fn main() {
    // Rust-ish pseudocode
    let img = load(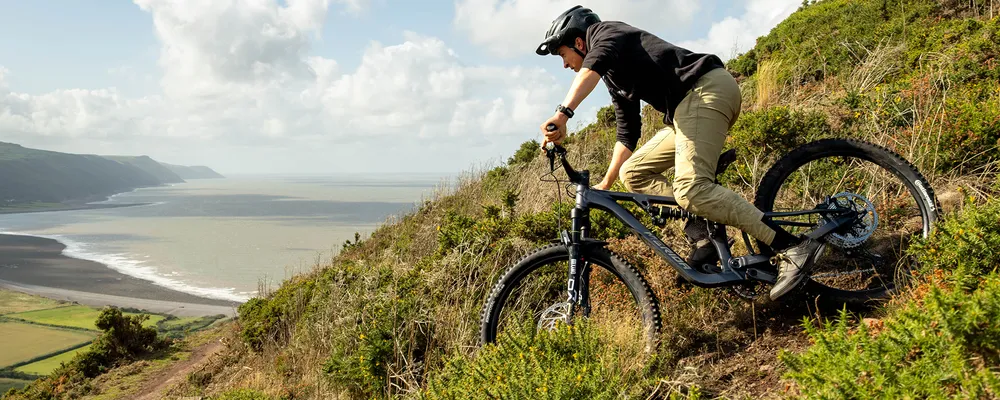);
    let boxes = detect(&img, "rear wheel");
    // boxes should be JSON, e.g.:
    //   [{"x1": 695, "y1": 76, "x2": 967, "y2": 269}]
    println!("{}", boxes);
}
[
  {"x1": 480, "y1": 244, "x2": 662, "y2": 355},
  {"x1": 754, "y1": 139, "x2": 939, "y2": 305}
]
